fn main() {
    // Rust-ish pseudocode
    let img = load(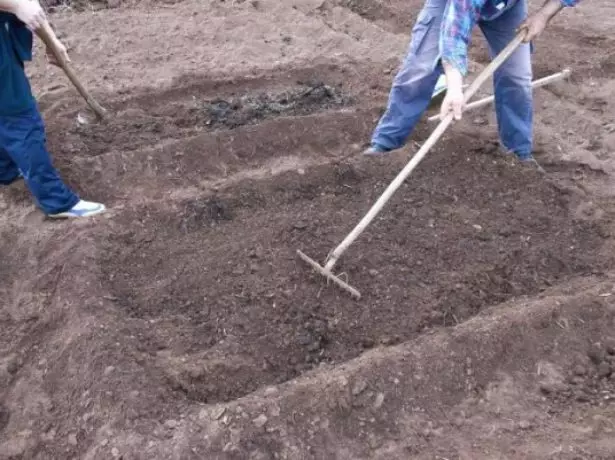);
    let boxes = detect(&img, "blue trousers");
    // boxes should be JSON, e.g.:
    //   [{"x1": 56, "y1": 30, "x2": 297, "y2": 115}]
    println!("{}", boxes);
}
[
  {"x1": 0, "y1": 106, "x2": 79, "y2": 214},
  {"x1": 372, "y1": 0, "x2": 533, "y2": 159}
]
